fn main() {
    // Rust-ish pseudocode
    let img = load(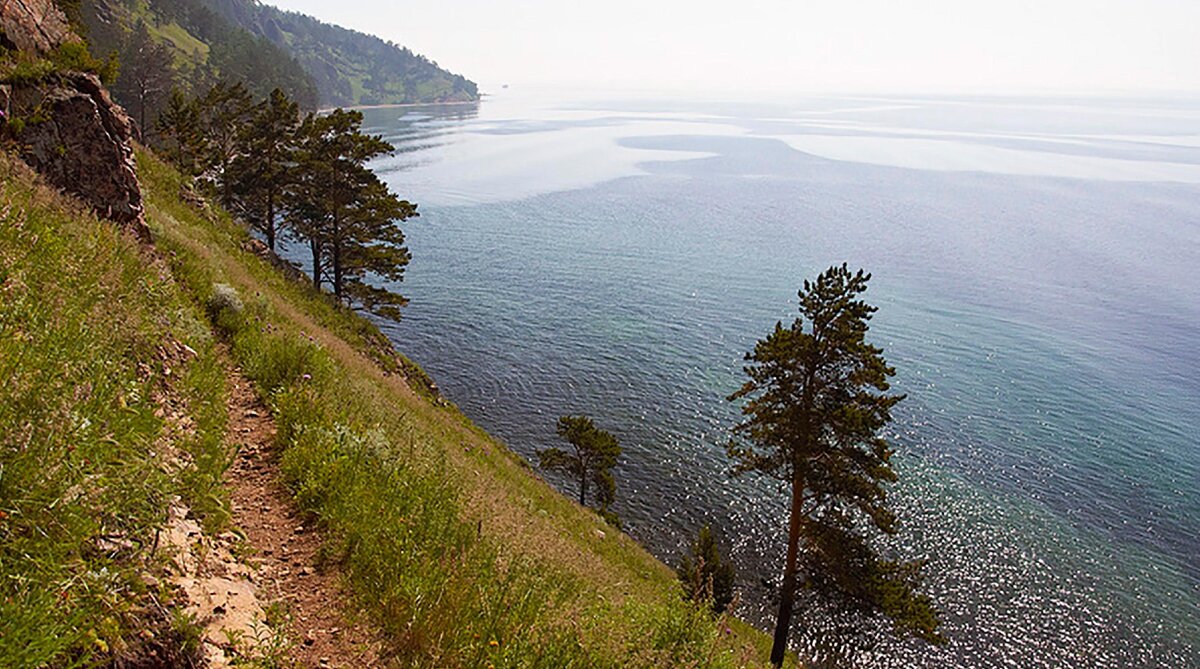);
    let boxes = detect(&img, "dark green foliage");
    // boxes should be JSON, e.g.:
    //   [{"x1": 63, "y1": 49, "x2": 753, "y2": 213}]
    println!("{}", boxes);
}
[
  {"x1": 192, "y1": 81, "x2": 254, "y2": 202},
  {"x1": 108, "y1": 20, "x2": 174, "y2": 135},
  {"x1": 0, "y1": 42, "x2": 114, "y2": 88},
  {"x1": 728, "y1": 264, "x2": 942, "y2": 665},
  {"x1": 153, "y1": 87, "x2": 417, "y2": 322},
  {"x1": 677, "y1": 526, "x2": 736, "y2": 614},
  {"x1": 227, "y1": 88, "x2": 300, "y2": 251},
  {"x1": 81, "y1": 0, "x2": 319, "y2": 113},
  {"x1": 537, "y1": 416, "x2": 622, "y2": 511},
  {"x1": 50, "y1": 41, "x2": 119, "y2": 83},
  {"x1": 155, "y1": 89, "x2": 203, "y2": 175},
  {"x1": 204, "y1": 0, "x2": 477, "y2": 106},
  {"x1": 289, "y1": 109, "x2": 417, "y2": 321}
]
